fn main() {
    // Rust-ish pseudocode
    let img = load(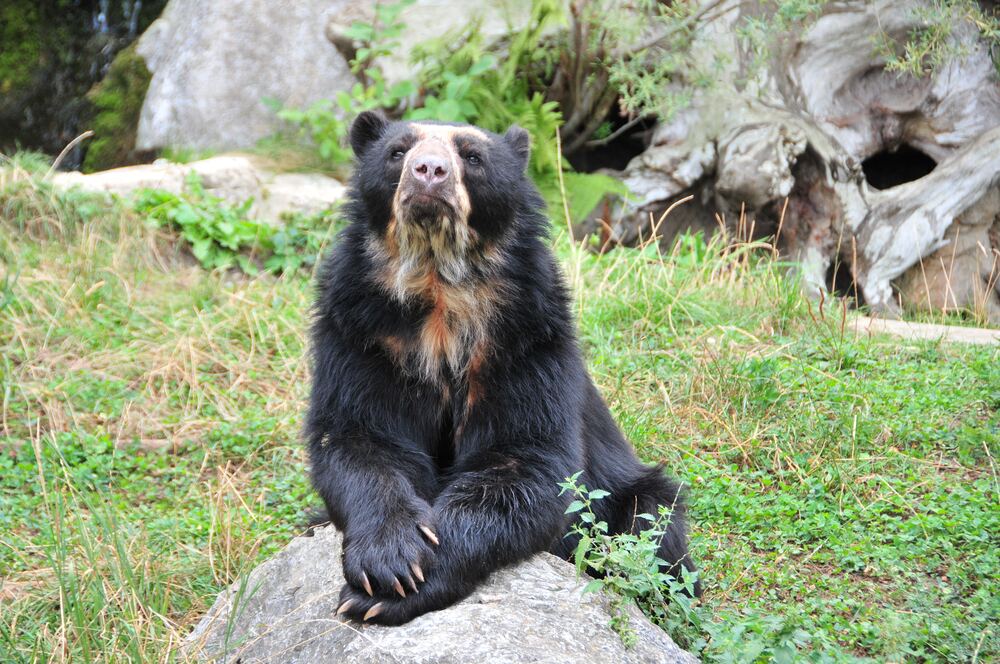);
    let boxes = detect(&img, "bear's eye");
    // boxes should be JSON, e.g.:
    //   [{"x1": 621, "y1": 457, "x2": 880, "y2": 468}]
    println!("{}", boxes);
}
[
  {"x1": 390, "y1": 149, "x2": 406, "y2": 161},
  {"x1": 465, "y1": 153, "x2": 482, "y2": 165}
]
